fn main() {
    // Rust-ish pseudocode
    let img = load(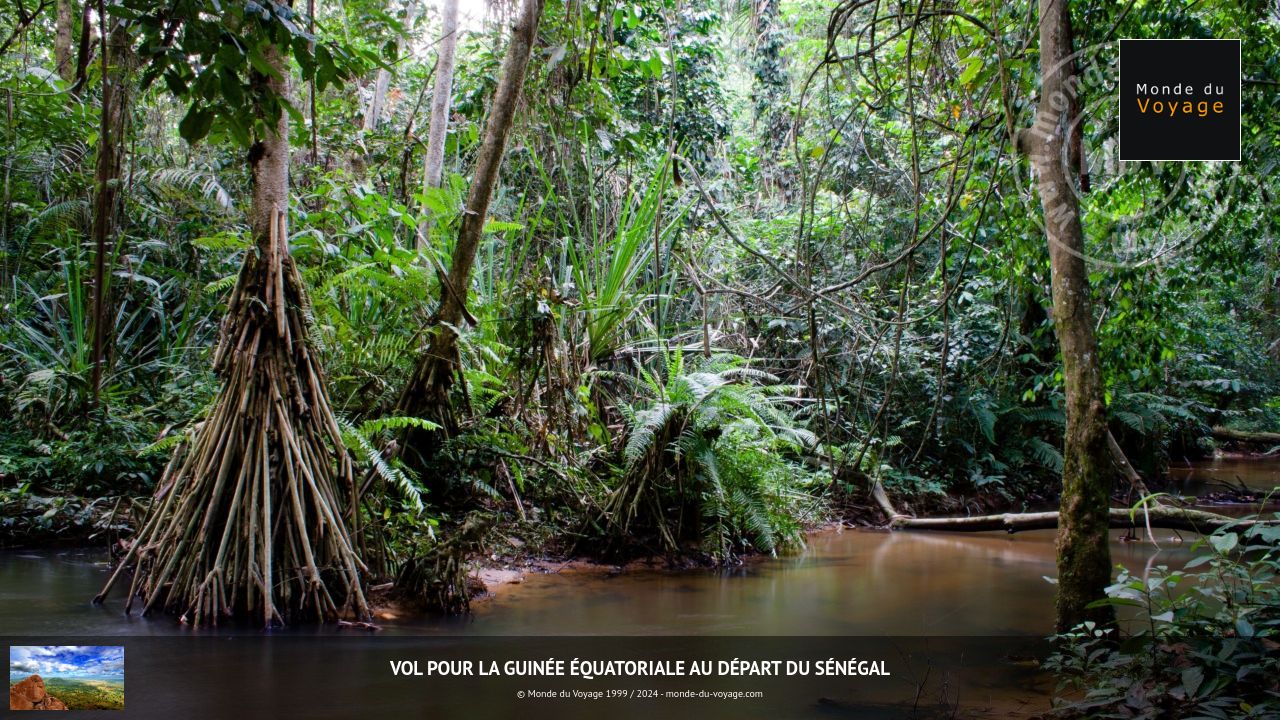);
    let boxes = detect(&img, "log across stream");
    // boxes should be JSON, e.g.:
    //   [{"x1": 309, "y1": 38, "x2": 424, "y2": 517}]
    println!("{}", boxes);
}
[
  {"x1": 0, "y1": 456, "x2": 1275, "y2": 718},
  {"x1": 0, "y1": 525, "x2": 1210, "y2": 718}
]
